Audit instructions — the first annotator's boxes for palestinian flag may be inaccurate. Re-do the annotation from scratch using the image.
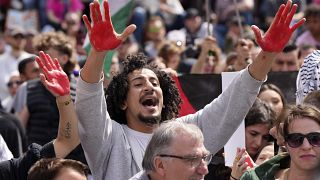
[174,71,298,117]
[83,0,135,77]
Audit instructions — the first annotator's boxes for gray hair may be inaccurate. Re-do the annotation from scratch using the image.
[142,121,204,172]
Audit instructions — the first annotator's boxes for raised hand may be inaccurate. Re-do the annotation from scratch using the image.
[231,148,253,180]
[83,0,136,51]
[35,51,70,97]
[251,0,305,52]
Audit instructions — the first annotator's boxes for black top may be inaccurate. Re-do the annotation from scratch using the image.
[0,109,27,157]
[0,142,55,180]
[0,142,89,180]
[26,79,59,145]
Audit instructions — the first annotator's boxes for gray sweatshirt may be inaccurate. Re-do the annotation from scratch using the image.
[75,68,264,180]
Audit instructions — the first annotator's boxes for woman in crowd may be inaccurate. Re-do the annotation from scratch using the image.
[244,99,275,161]
[241,104,320,179]
[258,83,286,119]
[158,42,183,71]
[190,36,225,74]
[229,99,275,180]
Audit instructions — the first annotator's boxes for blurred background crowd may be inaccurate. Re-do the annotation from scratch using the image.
[0,0,320,179]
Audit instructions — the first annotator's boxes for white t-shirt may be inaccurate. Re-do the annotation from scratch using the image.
[122,125,153,170]
[0,135,13,162]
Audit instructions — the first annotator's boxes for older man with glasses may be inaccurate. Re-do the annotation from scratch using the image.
[130,121,212,180]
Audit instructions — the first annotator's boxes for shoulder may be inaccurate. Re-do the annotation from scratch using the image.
[129,170,149,180]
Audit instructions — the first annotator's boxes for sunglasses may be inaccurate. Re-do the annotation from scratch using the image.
[7,80,22,87]
[13,34,25,39]
[285,132,320,148]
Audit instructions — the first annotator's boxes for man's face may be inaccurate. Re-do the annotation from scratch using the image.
[8,34,26,50]
[124,68,163,129]
[160,134,209,180]
[184,16,202,33]
[272,50,299,72]
[21,61,39,81]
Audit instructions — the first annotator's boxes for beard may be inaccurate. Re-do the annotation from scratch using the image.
[138,113,161,126]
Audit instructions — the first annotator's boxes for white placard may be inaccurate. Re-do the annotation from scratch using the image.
[6,9,38,32]
[222,72,246,167]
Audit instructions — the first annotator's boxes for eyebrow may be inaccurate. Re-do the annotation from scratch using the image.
[130,76,159,82]
[186,150,211,157]
[249,130,262,135]
[130,76,144,82]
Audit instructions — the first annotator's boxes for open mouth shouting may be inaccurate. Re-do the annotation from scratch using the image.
[140,95,160,113]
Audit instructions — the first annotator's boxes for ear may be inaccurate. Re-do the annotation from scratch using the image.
[154,156,166,176]
[120,102,127,110]
[19,74,26,82]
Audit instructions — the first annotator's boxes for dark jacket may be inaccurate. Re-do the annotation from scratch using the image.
[241,153,290,180]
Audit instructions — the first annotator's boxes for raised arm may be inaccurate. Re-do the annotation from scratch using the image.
[191,36,223,74]
[35,51,79,158]
[178,0,305,156]
[248,0,305,81]
[81,0,136,83]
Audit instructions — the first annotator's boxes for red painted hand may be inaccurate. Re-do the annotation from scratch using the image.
[35,51,70,97]
[251,0,305,52]
[83,0,136,51]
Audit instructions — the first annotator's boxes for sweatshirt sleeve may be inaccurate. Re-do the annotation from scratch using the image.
[177,68,264,155]
[75,73,113,171]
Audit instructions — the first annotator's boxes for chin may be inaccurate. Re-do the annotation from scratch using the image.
[138,114,161,125]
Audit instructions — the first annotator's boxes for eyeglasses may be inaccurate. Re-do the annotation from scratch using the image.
[158,153,213,168]
[285,132,320,148]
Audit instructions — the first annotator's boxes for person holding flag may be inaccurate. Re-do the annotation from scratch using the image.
[76,0,305,179]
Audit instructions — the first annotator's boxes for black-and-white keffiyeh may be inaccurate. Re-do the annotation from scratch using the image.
[296,50,320,104]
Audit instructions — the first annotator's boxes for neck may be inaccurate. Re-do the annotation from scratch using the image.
[127,119,155,134]
[286,164,320,180]
[234,59,248,71]
[10,48,23,59]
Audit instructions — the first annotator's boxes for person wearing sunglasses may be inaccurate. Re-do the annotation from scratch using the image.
[130,121,212,180]
[1,71,22,112]
[241,104,320,180]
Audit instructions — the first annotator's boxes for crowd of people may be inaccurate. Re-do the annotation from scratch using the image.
[0,0,320,180]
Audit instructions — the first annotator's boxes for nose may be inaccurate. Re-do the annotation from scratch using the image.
[143,80,154,92]
[281,64,288,72]
[255,136,263,148]
[196,159,209,175]
[300,137,312,150]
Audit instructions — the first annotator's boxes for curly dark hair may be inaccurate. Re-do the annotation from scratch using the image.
[106,53,182,124]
